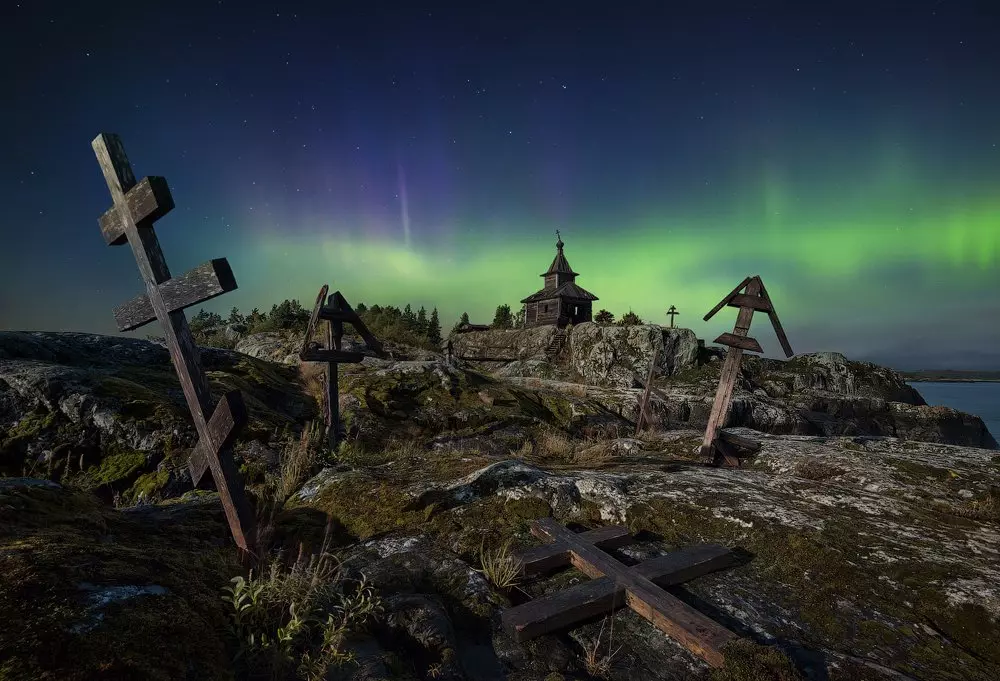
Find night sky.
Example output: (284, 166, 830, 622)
(1, 1, 998, 370)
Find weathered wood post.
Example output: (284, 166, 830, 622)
(700, 275, 793, 466)
(300, 286, 384, 451)
(666, 305, 679, 328)
(635, 346, 660, 436)
(91, 133, 256, 552)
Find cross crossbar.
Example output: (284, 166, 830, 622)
(98, 175, 174, 245)
(503, 519, 741, 668)
(92, 133, 256, 553)
(113, 258, 237, 331)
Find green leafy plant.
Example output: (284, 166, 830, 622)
(221, 537, 382, 680)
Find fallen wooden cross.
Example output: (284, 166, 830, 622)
(91, 133, 256, 552)
(502, 518, 743, 668)
(700, 276, 793, 467)
(299, 285, 384, 450)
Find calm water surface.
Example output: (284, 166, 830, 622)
(907, 381, 1000, 443)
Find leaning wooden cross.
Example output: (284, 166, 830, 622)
(91, 133, 256, 552)
(299, 285, 384, 450)
(700, 275, 793, 467)
(502, 518, 742, 667)
(634, 346, 660, 435)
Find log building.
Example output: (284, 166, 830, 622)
(520, 233, 598, 328)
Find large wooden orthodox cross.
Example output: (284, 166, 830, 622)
(92, 133, 256, 552)
(300, 285, 384, 450)
(700, 275, 793, 467)
(502, 518, 742, 668)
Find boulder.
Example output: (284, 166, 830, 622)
(569, 323, 700, 387)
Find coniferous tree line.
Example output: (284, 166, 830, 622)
(187, 299, 444, 350)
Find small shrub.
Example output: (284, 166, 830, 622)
(476, 538, 522, 589)
(222, 538, 382, 681)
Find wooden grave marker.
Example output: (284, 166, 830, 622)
(700, 275, 793, 467)
(299, 285, 384, 450)
(666, 305, 679, 328)
(91, 133, 256, 552)
(502, 518, 743, 668)
(634, 346, 660, 435)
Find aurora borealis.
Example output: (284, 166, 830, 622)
(1, 1, 998, 369)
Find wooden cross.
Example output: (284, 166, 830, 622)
(634, 346, 659, 436)
(502, 518, 742, 668)
(666, 305, 679, 328)
(700, 275, 793, 467)
(91, 133, 256, 552)
(299, 285, 384, 450)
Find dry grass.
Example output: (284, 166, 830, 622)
(947, 488, 1000, 523)
(793, 458, 846, 481)
(583, 615, 622, 678)
(476, 537, 522, 590)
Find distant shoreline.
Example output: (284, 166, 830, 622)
(902, 370, 1000, 383)
(905, 378, 1000, 383)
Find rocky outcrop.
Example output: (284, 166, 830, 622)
(286, 428, 1000, 681)
(448, 326, 558, 363)
(0, 331, 316, 502)
(448, 323, 700, 388)
(568, 323, 700, 387)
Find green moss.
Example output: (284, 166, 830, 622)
(711, 640, 803, 680)
(76, 448, 148, 491)
(0, 484, 240, 680)
(125, 469, 171, 503)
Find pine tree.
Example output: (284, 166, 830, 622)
(513, 306, 525, 328)
(416, 306, 428, 336)
(618, 310, 643, 326)
(594, 309, 614, 325)
(491, 304, 513, 329)
(452, 311, 470, 334)
(428, 307, 442, 344)
(402, 304, 416, 330)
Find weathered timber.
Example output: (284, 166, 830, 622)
(98, 175, 174, 245)
(633, 373, 672, 405)
(317, 307, 359, 324)
(703, 276, 752, 322)
(504, 543, 737, 642)
(700, 276, 794, 466)
(726, 293, 773, 312)
(713, 332, 763, 353)
(328, 291, 385, 356)
(113, 258, 237, 331)
(511, 518, 739, 667)
(301, 284, 329, 357)
(517, 524, 633, 575)
(756, 278, 794, 358)
(92, 133, 256, 553)
(298, 286, 384, 450)
(718, 429, 762, 453)
(635, 346, 659, 435)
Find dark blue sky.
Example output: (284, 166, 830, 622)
(1, 1, 998, 369)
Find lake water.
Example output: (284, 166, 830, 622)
(907, 381, 1000, 442)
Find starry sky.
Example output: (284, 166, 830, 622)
(1, 1, 998, 370)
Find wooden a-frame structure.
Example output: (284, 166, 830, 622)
(701, 275, 793, 467)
